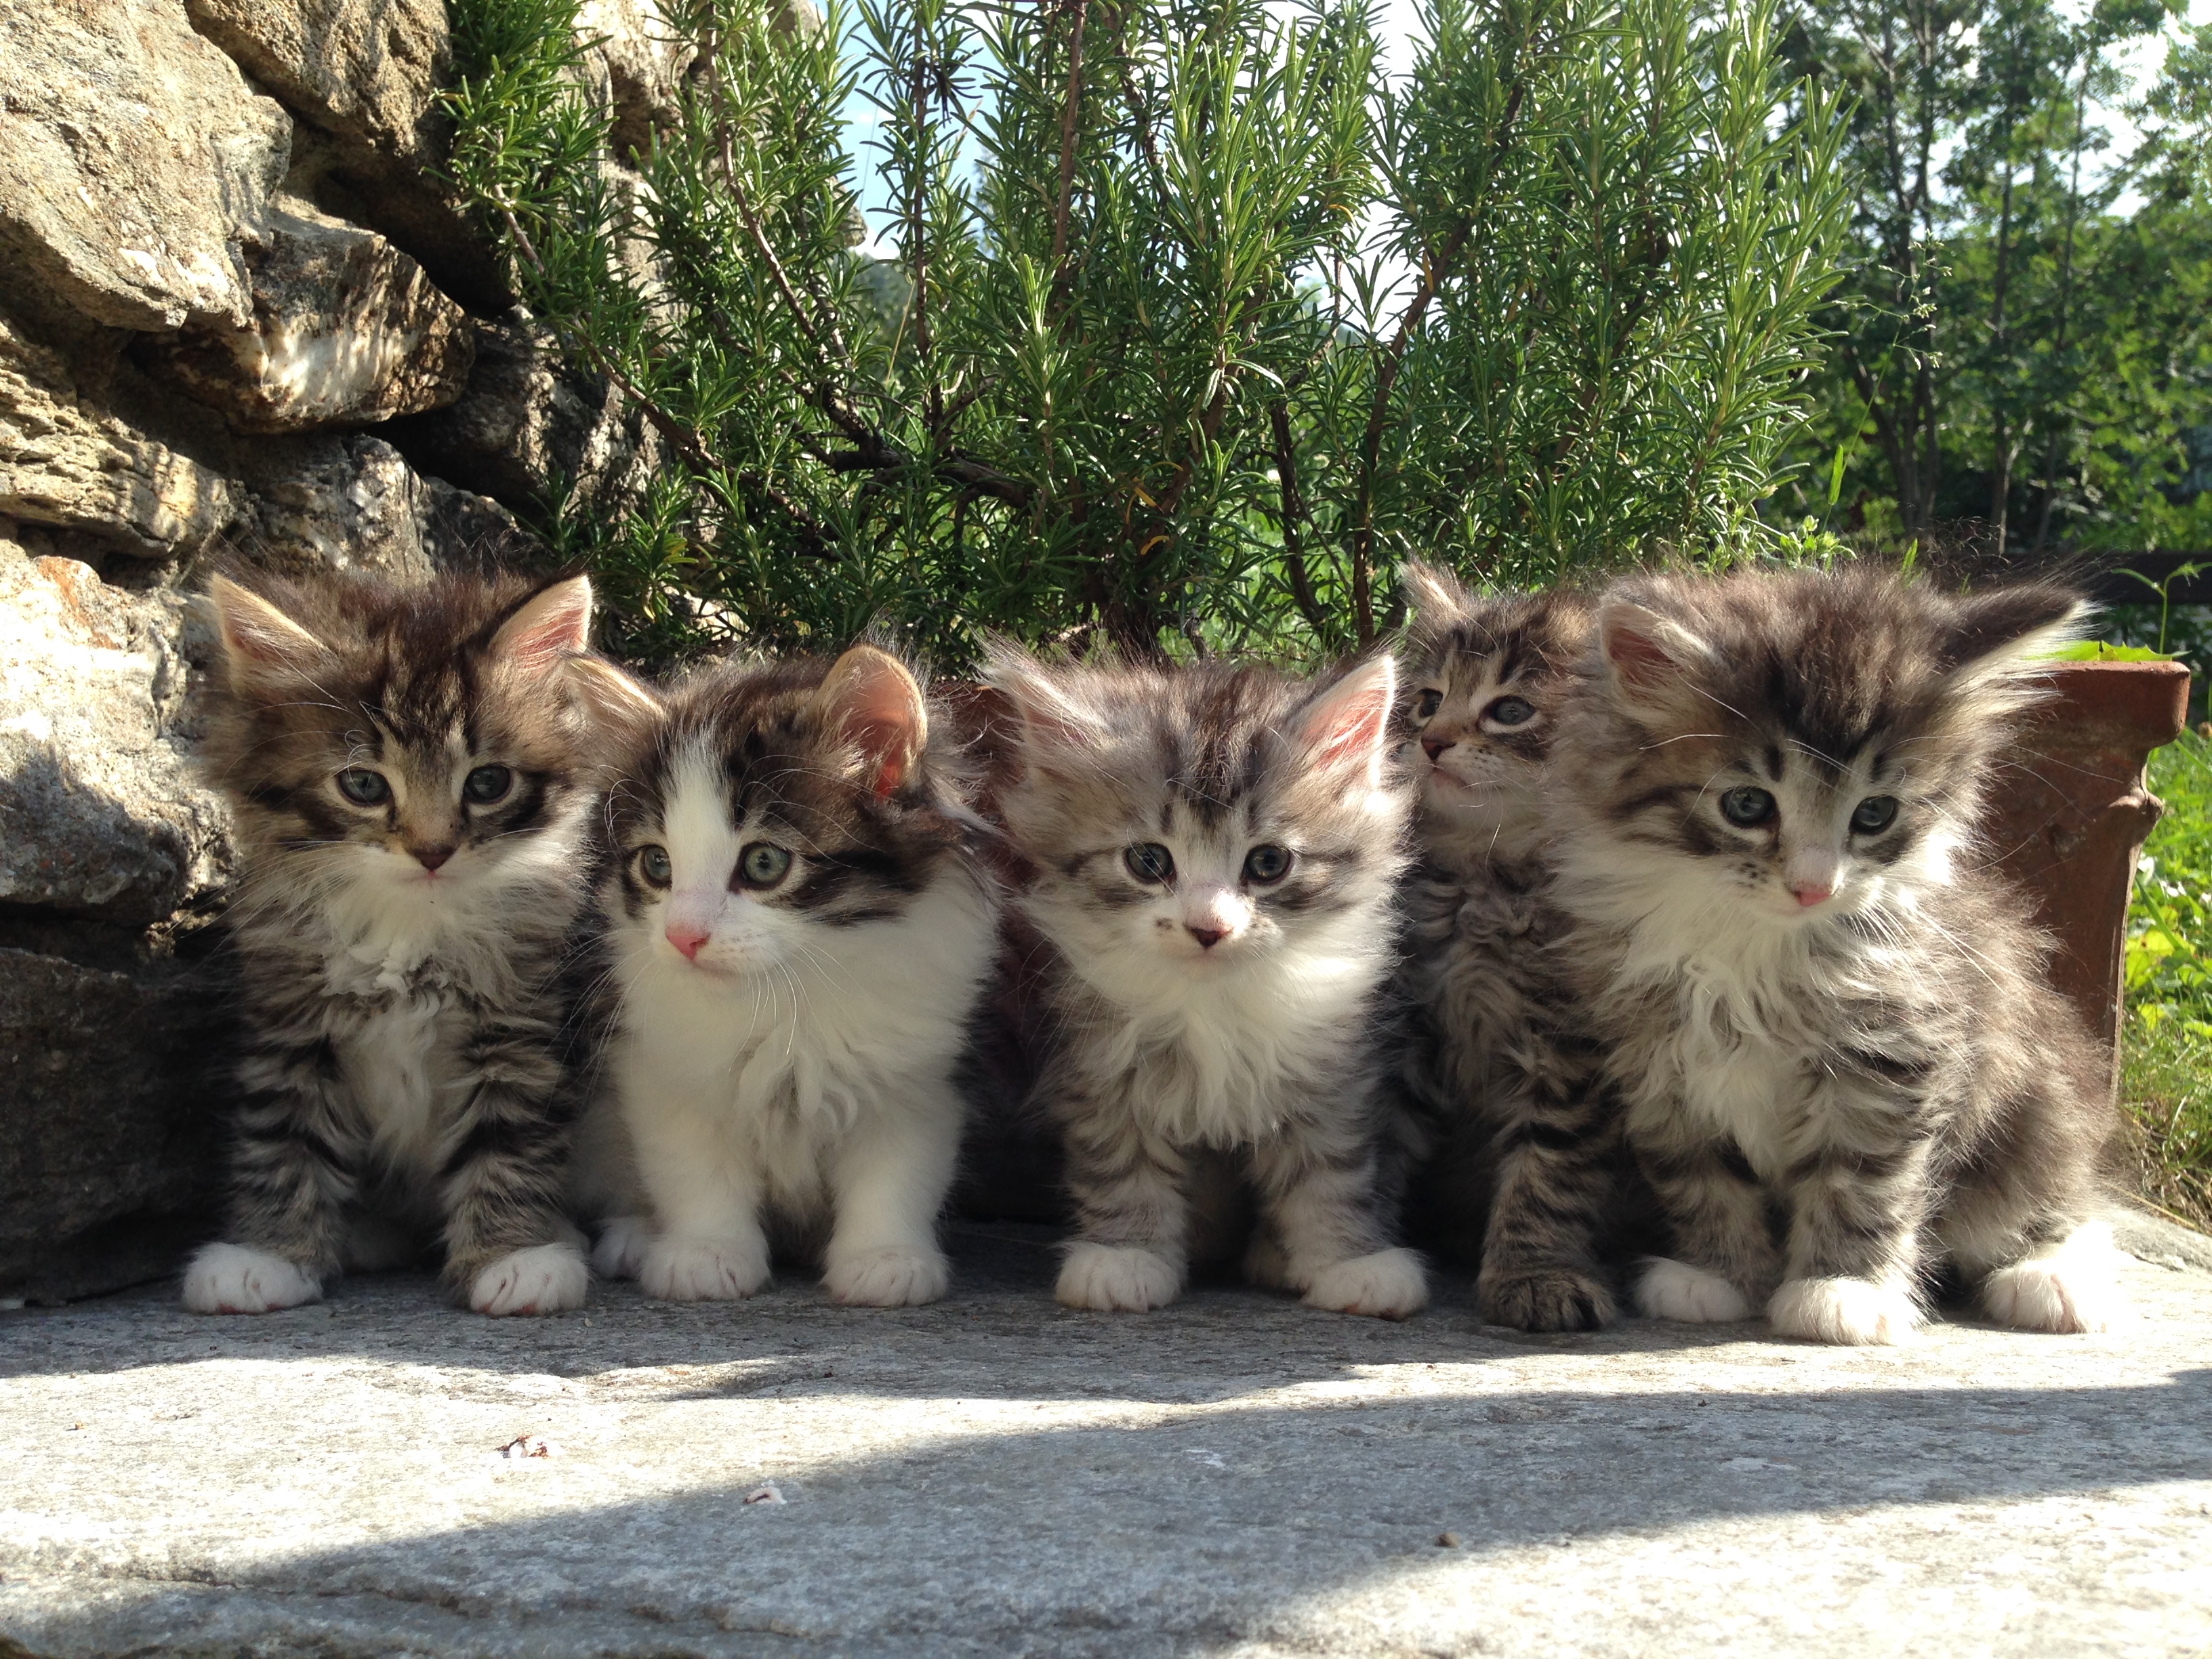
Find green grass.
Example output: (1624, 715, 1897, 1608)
(2123, 726, 2212, 1230)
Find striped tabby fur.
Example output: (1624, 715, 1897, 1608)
(180, 569, 602, 1317)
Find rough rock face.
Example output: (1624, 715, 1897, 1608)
(237, 434, 532, 579)
(0, 0, 290, 333)
(153, 199, 475, 432)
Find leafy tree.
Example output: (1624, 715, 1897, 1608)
(444, 0, 1851, 665)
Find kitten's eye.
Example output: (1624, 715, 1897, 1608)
(1719, 786, 1777, 827)
(737, 842, 794, 890)
(1124, 843, 1176, 884)
(463, 764, 514, 805)
(1484, 696, 1536, 728)
(1851, 796, 1900, 835)
(335, 768, 390, 806)
(1414, 689, 1443, 721)
(634, 845, 673, 888)
(1242, 844, 1292, 884)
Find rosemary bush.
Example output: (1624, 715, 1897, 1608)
(444, 0, 1852, 665)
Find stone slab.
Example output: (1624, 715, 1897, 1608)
(1, 1226, 2207, 1657)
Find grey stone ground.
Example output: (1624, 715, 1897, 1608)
(3, 1221, 2210, 1659)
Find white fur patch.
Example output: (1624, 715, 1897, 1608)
(1304, 1248, 1428, 1319)
(1982, 1221, 2128, 1334)
(590, 1216, 653, 1280)
(1768, 1275, 1922, 1345)
(181, 1244, 322, 1315)
(823, 1246, 951, 1307)
(640, 1235, 772, 1301)
(1057, 1244, 1183, 1311)
(1635, 1258, 1753, 1324)
(469, 1243, 588, 1317)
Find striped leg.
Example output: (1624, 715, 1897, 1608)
(1475, 1063, 1618, 1332)
(1055, 1086, 1190, 1313)
(1769, 1093, 1933, 1345)
(439, 1015, 585, 1317)
(1632, 1134, 1776, 1324)
(1247, 1118, 1427, 1320)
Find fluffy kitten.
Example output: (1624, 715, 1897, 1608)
(1553, 565, 2123, 1345)
(568, 646, 998, 1307)
(983, 647, 1427, 1318)
(182, 569, 602, 1317)
(1388, 562, 1625, 1331)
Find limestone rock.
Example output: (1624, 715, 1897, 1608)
(236, 434, 539, 579)
(0, 533, 230, 924)
(154, 198, 474, 432)
(0, 319, 234, 558)
(576, 0, 699, 160)
(0, 0, 290, 332)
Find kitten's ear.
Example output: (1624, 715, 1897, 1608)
(1400, 560, 1470, 627)
(1597, 600, 1716, 693)
(815, 644, 928, 799)
(1935, 586, 2087, 676)
(981, 640, 1101, 750)
(1295, 655, 1397, 787)
(209, 575, 331, 686)
(567, 656, 665, 752)
(491, 576, 594, 675)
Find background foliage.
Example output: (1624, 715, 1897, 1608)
(2126, 729, 2212, 1228)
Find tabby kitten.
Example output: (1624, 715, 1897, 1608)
(182, 569, 601, 1317)
(568, 646, 998, 1307)
(984, 647, 1427, 1317)
(1389, 562, 1623, 1331)
(1553, 566, 2123, 1345)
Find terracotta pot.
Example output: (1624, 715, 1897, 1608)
(1979, 660, 2192, 1101)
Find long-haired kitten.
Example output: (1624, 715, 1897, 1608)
(1553, 565, 2124, 1345)
(983, 647, 1427, 1318)
(568, 646, 998, 1306)
(182, 569, 602, 1317)
(1389, 562, 1624, 1331)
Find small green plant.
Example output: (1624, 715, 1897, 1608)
(2124, 727, 2212, 1229)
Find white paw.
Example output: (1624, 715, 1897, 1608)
(181, 1244, 323, 1315)
(1769, 1275, 1922, 1345)
(640, 1235, 770, 1302)
(1982, 1223, 2128, 1334)
(1057, 1243, 1183, 1312)
(1304, 1248, 1429, 1320)
(591, 1215, 653, 1280)
(1635, 1258, 1753, 1324)
(823, 1246, 951, 1307)
(470, 1244, 588, 1317)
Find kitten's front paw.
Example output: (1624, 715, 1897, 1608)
(1982, 1223, 2127, 1334)
(1057, 1244, 1182, 1312)
(640, 1236, 771, 1302)
(823, 1247, 951, 1307)
(1305, 1248, 1429, 1320)
(1480, 1265, 1616, 1332)
(470, 1244, 588, 1317)
(590, 1215, 653, 1281)
(1635, 1258, 1753, 1324)
(181, 1244, 323, 1315)
(1769, 1276, 1921, 1346)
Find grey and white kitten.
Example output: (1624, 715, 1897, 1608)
(1388, 562, 1625, 1331)
(1553, 566, 2124, 1345)
(568, 646, 998, 1307)
(984, 647, 1427, 1318)
(182, 570, 602, 1317)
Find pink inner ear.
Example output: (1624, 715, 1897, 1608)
(1301, 667, 1394, 773)
(825, 653, 925, 799)
(495, 581, 593, 675)
(1605, 622, 1677, 686)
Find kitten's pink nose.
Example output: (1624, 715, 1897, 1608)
(1187, 924, 1230, 950)
(1421, 737, 1455, 760)
(411, 843, 455, 872)
(665, 924, 710, 960)
(1790, 882, 1833, 908)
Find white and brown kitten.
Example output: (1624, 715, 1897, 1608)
(568, 647, 998, 1307)
(983, 647, 1427, 1318)
(1388, 562, 1626, 1331)
(1554, 566, 2123, 1345)
(182, 569, 602, 1317)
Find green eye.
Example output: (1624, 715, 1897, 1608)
(1719, 786, 1776, 827)
(1124, 843, 1175, 884)
(336, 769, 390, 806)
(1243, 844, 1292, 884)
(737, 842, 794, 889)
(1851, 796, 1900, 834)
(634, 845, 672, 888)
(1414, 689, 1442, 720)
(463, 764, 513, 804)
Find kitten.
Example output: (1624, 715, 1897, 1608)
(983, 647, 1427, 1317)
(1387, 562, 1625, 1331)
(182, 569, 602, 1317)
(567, 645, 998, 1307)
(1553, 565, 2124, 1345)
